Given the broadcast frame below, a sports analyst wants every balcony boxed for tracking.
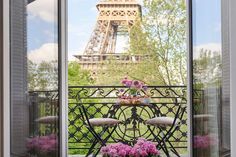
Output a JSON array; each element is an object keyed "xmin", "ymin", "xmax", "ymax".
[{"xmin": 29, "ymin": 85, "xmax": 188, "ymax": 156}]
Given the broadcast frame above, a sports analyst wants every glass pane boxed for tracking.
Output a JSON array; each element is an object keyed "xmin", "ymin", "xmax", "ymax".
[
  {"xmin": 68, "ymin": 0, "xmax": 187, "ymax": 156},
  {"xmin": 192, "ymin": 0, "xmax": 230, "ymax": 156},
  {"xmin": 10, "ymin": 0, "xmax": 59, "ymax": 157}
]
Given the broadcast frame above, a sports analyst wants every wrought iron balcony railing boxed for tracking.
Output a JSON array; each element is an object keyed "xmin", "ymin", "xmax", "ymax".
[
  {"xmin": 68, "ymin": 85, "xmax": 187, "ymax": 154},
  {"xmin": 28, "ymin": 85, "xmax": 188, "ymax": 155}
]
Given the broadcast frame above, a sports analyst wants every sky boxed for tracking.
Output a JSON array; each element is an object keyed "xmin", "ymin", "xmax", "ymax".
[
  {"xmin": 68, "ymin": 0, "xmax": 99, "ymax": 60},
  {"xmin": 27, "ymin": 0, "xmax": 222, "ymax": 63},
  {"xmin": 27, "ymin": 0, "xmax": 58, "ymax": 63},
  {"xmin": 193, "ymin": 0, "xmax": 221, "ymax": 53}
]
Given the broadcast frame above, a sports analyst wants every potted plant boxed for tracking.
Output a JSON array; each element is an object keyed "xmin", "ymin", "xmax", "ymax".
[
  {"xmin": 101, "ymin": 143, "xmax": 132, "ymax": 157},
  {"xmin": 193, "ymin": 134, "xmax": 218, "ymax": 157},
  {"xmin": 101, "ymin": 138, "xmax": 160, "ymax": 157},
  {"xmin": 26, "ymin": 134, "xmax": 58, "ymax": 157},
  {"xmin": 118, "ymin": 77, "xmax": 150, "ymax": 105}
]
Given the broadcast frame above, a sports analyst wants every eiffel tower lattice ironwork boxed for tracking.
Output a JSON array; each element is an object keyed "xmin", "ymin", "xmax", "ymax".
[
  {"xmin": 74, "ymin": 0, "xmax": 142, "ymax": 70},
  {"xmin": 84, "ymin": 0, "xmax": 141, "ymax": 55}
]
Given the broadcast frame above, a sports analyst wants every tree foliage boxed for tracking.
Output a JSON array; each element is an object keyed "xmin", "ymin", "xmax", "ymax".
[
  {"xmin": 193, "ymin": 49, "xmax": 222, "ymax": 88},
  {"xmin": 141, "ymin": 0, "xmax": 187, "ymax": 85},
  {"xmin": 95, "ymin": 0, "xmax": 187, "ymax": 86},
  {"xmin": 68, "ymin": 61, "xmax": 93, "ymax": 86},
  {"xmin": 28, "ymin": 60, "xmax": 58, "ymax": 91},
  {"xmin": 28, "ymin": 61, "xmax": 93, "ymax": 91}
]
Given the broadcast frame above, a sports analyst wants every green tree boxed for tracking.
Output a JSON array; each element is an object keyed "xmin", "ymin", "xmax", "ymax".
[
  {"xmin": 96, "ymin": 0, "xmax": 187, "ymax": 86},
  {"xmin": 68, "ymin": 61, "xmax": 93, "ymax": 86},
  {"xmin": 28, "ymin": 60, "xmax": 58, "ymax": 91},
  {"xmin": 141, "ymin": 0, "xmax": 187, "ymax": 85},
  {"xmin": 193, "ymin": 49, "xmax": 222, "ymax": 87}
]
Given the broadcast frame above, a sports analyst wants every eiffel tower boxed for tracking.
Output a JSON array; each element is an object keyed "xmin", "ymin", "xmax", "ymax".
[{"xmin": 75, "ymin": 0, "xmax": 142, "ymax": 70}]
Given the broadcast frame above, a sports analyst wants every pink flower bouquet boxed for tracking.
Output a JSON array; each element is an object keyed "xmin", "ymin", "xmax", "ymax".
[
  {"xmin": 101, "ymin": 143, "xmax": 132, "ymax": 157},
  {"xmin": 193, "ymin": 134, "xmax": 218, "ymax": 149},
  {"xmin": 26, "ymin": 134, "xmax": 58, "ymax": 157},
  {"xmin": 118, "ymin": 77, "xmax": 150, "ymax": 105},
  {"xmin": 193, "ymin": 134, "xmax": 218, "ymax": 156},
  {"xmin": 121, "ymin": 77, "xmax": 147, "ymax": 94},
  {"xmin": 101, "ymin": 138, "xmax": 160, "ymax": 157}
]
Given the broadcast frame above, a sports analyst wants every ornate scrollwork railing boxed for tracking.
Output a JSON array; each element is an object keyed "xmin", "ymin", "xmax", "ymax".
[
  {"xmin": 28, "ymin": 90, "xmax": 59, "ymax": 136},
  {"xmin": 28, "ymin": 86, "xmax": 189, "ymax": 155},
  {"xmin": 68, "ymin": 86, "xmax": 187, "ymax": 154}
]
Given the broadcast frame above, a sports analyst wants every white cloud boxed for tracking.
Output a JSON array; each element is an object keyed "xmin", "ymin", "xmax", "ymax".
[
  {"xmin": 68, "ymin": 51, "xmax": 79, "ymax": 61},
  {"xmin": 193, "ymin": 43, "xmax": 221, "ymax": 59},
  {"xmin": 43, "ymin": 30, "xmax": 56, "ymax": 41},
  {"xmin": 27, "ymin": 0, "xmax": 57, "ymax": 23},
  {"xmin": 28, "ymin": 43, "xmax": 58, "ymax": 64},
  {"xmin": 194, "ymin": 43, "xmax": 221, "ymax": 52},
  {"xmin": 137, "ymin": 0, "xmax": 144, "ymax": 5}
]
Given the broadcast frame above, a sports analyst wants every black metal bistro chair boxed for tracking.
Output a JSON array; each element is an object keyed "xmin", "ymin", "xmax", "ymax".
[
  {"xmin": 145, "ymin": 101, "xmax": 186, "ymax": 157},
  {"xmin": 79, "ymin": 104, "xmax": 121, "ymax": 157}
]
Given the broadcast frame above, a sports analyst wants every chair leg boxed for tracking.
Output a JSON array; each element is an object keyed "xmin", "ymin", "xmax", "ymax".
[
  {"xmin": 161, "ymin": 139, "xmax": 170, "ymax": 157},
  {"xmin": 92, "ymin": 126, "xmax": 118, "ymax": 157},
  {"xmin": 86, "ymin": 127, "xmax": 109, "ymax": 157},
  {"xmin": 158, "ymin": 125, "xmax": 181, "ymax": 154},
  {"xmin": 86, "ymin": 129, "xmax": 101, "ymax": 157},
  {"xmin": 159, "ymin": 130, "xmax": 171, "ymax": 157},
  {"xmin": 170, "ymin": 149, "xmax": 180, "ymax": 157},
  {"xmin": 88, "ymin": 125, "xmax": 118, "ymax": 157},
  {"xmin": 147, "ymin": 125, "xmax": 170, "ymax": 156},
  {"xmin": 86, "ymin": 138, "xmax": 98, "ymax": 157},
  {"xmin": 148, "ymin": 125, "xmax": 181, "ymax": 157},
  {"xmin": 165, "ymin": 132, "xmax": 180, "ymax": 157},
  {"xmin": 161, "ymin": 126, "xmax": 181, "ymax": 157},
  {"xmin": 89, "ymin": 126, "xmax": 108, "ymax": 146}
]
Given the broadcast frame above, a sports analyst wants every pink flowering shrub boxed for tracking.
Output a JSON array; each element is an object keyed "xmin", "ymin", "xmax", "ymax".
[
  {"xmin": 101, "ymin": 143, "xmax": 132, "ymax": 157},
  {"xmin": 130, "ymin": 138, "xmax": 160, "ymax": 157},
  {"xmin": 101, "ymin": 138, "xmax": 160, "ymax": 157},
  {"xmin": 193, "ymin": 134, "xmax": 218, "ymax": 149},
  {"xmin": 26, "ymin": 134, "xmax": 58, "ymax": 156}
]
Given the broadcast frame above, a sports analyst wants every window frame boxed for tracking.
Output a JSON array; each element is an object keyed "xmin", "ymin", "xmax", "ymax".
[
  {"xmin": 1, "ymin": 0, "xmax": 235, "ymax": 156},
  {"xmin": 229, "ymin": 0, "xmax": 236, "ymax": 156},
  {"xmin": 59, "ymin": 0, "xmax": 68, "ymax": 156},
  {"xmin": 0, "ymin": 0, "xmax": 3, "ymax": 155},
  {"xmin": 0, "ymin": 0, "xmax": 68, "ymax": 156},
  {"xmin": 1, "ymin": 0, "xmax": 10, "ymax": 156},
  {"xmin": 187, "ymin": 0, "xmax": 193, "ymax": 156},
  {"xmin": 188, "ymin": 0, "xmax": 236, "ymax": 156}
]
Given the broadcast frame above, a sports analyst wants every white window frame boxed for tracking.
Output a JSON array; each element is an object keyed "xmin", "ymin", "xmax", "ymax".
[
  {"xmin": 229, "ymin": 0, "xmax": 236, "ymax": 156},
  {"xmin": 1, "ymin": 0, "xmax": 235, "ymax": 156},
  {"xmin": 187, "ymin": 0, "xmax": 193, "ymax": 156},
  {"xmin": 188, "ymin": 0, "xmax": 235, "ymax": 156},
  {"xmin": 59, "ymin": 0, "xmax": 68, "ymax": 156},
  {"xmin": 0, "ymin": 0, "xmax": 4, "ymax": 155},
  {"xmin": 0, "ymin": 0, "xmax": 68, "ymax": 156},
  {"xmin": 2, "ymin": 0, "xmax": 10, "ymax": 156}
]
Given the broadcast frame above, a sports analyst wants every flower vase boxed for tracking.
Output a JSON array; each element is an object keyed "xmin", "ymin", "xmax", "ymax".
[
  {"xmin": 142, "ymin": 97, "xmax": 150, "ymax": 104},
  {"xmin": 129, "ymin": 88, "xmax": 138, "ymax": 96}
]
